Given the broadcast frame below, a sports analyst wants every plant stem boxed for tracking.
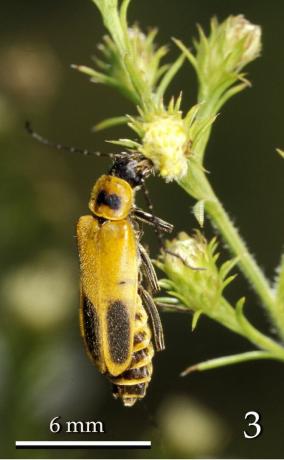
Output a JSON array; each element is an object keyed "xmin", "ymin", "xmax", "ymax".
[
  {"xmin": 208, "ymin": 298, "xmax": 244, "ymax": 335},
  {"xmin": 205, "ymin": 190, "xmax": 280, "ymax": 331},
  {"xmin": 180, "ymin": 171, "xmax": 283, "ymax": 338},
  {"xmin": 206, "ymin": 298, "xmax": 284, "ymax": 360},
  {"xmin": 236, "ymin": 301, "xmax": 284, "ymax": 356}
]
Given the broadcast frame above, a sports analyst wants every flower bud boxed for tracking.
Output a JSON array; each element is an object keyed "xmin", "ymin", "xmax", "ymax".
[
  {"xmin": 127, "ymin": 26, "xmax": 167, "ymax": 88},
  {"xmin": 158, "ymin": 232, "xmax": 221, "ymax": 312},
  {"xmin": 75, "ymin": 24, "xmax": 168, "ymax": 101},
  {"xmin": 157, "ymin": 232, "xmax": 237, "ymax": 323},
  {"xmin": 184, "ymin": 14, "xmax": 262, "ymax": 97},
  {"xmin": 225, "ymin": 15, "xmax": 262, "ymax": 69},
  {"xmin": 141, "ymin": 114, "xmax": 189, "ymax": 181}
]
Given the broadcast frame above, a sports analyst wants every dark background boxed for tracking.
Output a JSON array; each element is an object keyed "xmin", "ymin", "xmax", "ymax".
[{"xmin": 0, "ymin": 0, "xmax": 284, "ymax": 458}]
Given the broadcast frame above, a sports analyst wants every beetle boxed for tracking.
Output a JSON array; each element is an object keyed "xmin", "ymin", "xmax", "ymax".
[
  {"xmin": 77, "ymin": 158, "xmax": 173, "ymax": 406},
  {"xmin": 25, "ymin": 123, "xmax": 173, "ymax": 406}
]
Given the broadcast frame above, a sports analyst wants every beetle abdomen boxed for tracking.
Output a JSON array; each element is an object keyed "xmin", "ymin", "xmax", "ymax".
[{"xmin": 110, "ymin": 297, "xmax": 154, "ymax": 407}]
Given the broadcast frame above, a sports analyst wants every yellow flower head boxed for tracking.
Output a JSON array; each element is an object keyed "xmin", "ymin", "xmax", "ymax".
[{"xmin": 141, "ymin": 113, "xmax": 189, "ymax": 182}]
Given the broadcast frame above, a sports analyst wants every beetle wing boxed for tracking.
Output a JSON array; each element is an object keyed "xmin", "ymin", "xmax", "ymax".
[
  {"xmin": 98, "ymin": 220, "xmax": 138, "ymax": 376},
  {"xmin": 77, "ymin": 216, "xmax": 105, "ymax": 372},
  {"xmin": 77, "ymin": 215, "xmax": 138, "ymax": 377},
  {"xmin": 79, "ymin": 284, "xmax": 106, "ymax": 373}
]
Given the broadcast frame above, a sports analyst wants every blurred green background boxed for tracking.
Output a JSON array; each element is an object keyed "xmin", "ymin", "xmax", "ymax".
[{"xmin": 1, "ymin": 0, "xmax": 284, "ymax": 458}]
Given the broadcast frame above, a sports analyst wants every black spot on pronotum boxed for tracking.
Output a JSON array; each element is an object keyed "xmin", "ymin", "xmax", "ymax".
[
  {"xmin": 107, "ymin": 300, "xmax": 130, "ymax": 363},
  {"xmin": 82, "ymin": 294, "xmax": 100, "ymax": 361},
  {"xmin": 96, "ymin": 190, "xmax": 121, "ymax": 210}
]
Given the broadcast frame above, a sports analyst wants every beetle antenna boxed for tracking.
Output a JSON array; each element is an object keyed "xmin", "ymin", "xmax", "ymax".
[{"xmin": 25, "ymin": 121, "xmax": 115, "ymax": 158}]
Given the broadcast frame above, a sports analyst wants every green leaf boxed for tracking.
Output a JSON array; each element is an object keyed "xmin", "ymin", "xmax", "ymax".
[
  {"xmin": 173, "ymin": 38, "xmax": 199, "ymax": 74},
  {"xmin": 222, "ymin": 274, "xmax": 237, "ymax": 289},
  {"xmin": 156, "ymin": 53, "xmax": 185, "ymax": 100},
  {"xmin": 219, "ymin": 257, "xmax": 239, "ymax": 279},
  {"xmin": 71, "ymin": 64, "xmax": 105, "ymax": 79},
  {"xmin": 107, "ymin": 138, "xmax": 140, "ymax": 149},
  {"xmin": 191, "ymin": 114, "xmax": 217, "ymax": 147},
  {"xmin": 93, "ymin": 116, "xmax": 129, "ymax": 132},
  {"xmin": 276, "ymin": 148, "xmax": 284, "ymax": 159},
  {"xmin": 236, "ymin": 298, "xmax": 284, "ymax": 356},
  {"xmin": 91, "ymin": 0, "xmax": 125, "ymax": 54},
  {"xmin": 275, "ymin": 254, "xmax": 284, "ymax": 312},
  {"xmin": 180, "ymin": 350, "xmax": 275, "ymax": 376},
  {"xmin": 192, "ymin": 200, "xmax": 205, "ymax": 227},
  {"xmin": 71, "ymin": 64, "xmax": 121, "ymax": 89},
  {"xmin": 154, "ymin": 296, "xmax": 180, "ymax": 304},
  {"xmin": 184, "ymin": 103, "xmax": 202, "ymax": 130},
  {"xmin": 157, "ymin": 279, "xmax": 175, "ymax": 290},
  {"xmin": 216, "ymin": 81, "xmax": 249, "ymax": 112},
  {"xmin": 192, "ymin": 310, "xmax": 202, "ymax": 331},
  {"xmin": 119, "ymin": 0, "xmax": 131, "ymax": 42}
]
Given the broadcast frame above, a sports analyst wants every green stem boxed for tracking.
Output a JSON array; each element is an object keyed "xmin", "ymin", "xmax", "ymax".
[
  {"xmin": 186, "ymin": 83, "xmax": 281, "ymax": 334},
  {"xmin": 236, "ymin": 299, "xmax": 284, "ymax": 356},
  {"xmin": 205, "ymin": 193, "xmax": 279, "ymax": 330},
  {"xmin": 180, "ymin": 171, "xmax": 283, "ymax": 338},
  {"xmin": 208, "ymin": 298, "xmax": 244, "ymax": 336},
  {"xmin": 205, "ymin": 298, "xmax": 284, "ymax": 361},
  {"xmin": 181, "ymin": 350, "xmax": 280, "ymax": 375}
]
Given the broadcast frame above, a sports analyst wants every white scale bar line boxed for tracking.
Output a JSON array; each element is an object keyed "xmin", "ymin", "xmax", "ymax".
[{"xmin": 16, "ymin": 440, "xmax": 151, "ymax": 448}]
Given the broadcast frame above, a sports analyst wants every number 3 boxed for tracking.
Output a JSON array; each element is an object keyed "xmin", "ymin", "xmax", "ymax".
[{"xmin": 244, "ymin": 411, "xmax": 262, "ymax": 439}]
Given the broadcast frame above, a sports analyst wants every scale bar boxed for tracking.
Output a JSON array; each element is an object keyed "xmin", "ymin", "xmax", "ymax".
[{"xmin": 15, "ymin": 440, "xmax": 151, "ymax": 449}]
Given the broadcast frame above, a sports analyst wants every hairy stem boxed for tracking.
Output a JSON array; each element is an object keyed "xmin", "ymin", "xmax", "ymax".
[
  {"xmin": 206, "ymin": 195, "xmax": 276, "ymax": 316},
  {"xmin": 180, "ymin": 171, "xmax": 283, "ymax": 339}
]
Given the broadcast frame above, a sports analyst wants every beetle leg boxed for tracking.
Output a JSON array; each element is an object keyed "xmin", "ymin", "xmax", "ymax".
[
  {"xmin": 138, "ymin": 243, "xmax": 159, "ymax": 294},
  {"xmin": 139, "ymin": 286, "xmax": 165, "ymax": 352},
  {"xmin": 163, "ymin": 249, "xmax": 206, "ymax": 271},
  {"xmin": 133, "ymin": 207, "xmax": 173, "ymax": 233}
]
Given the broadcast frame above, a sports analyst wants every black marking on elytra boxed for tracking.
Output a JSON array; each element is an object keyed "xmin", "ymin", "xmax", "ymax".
[
  {"xmin": 96, "ymin": 190, "xmax": 121, "ymax": 210},
  {"xmin": 135, "ymin": 312, "xmax": 142, "ymax": 321},
  {"xmin": 107, "ymin": 300, "xmax": 130, "ymax": 364},
  {"xmin": 119, "ymin": 280, "xmax": 126, "ymax": 285},
  {"xmin": 82, "ymin": 294, "xmax": 100, "ymax": 361}
]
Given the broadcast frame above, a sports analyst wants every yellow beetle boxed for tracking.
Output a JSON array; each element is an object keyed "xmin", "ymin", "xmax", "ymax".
[
  {"xmin": 77, "ymin": 155, "xmax": 172, "ymax": 407},
  {"xmin": 25, "ymin": 123, "xmax": 173, "ymax": 407}
]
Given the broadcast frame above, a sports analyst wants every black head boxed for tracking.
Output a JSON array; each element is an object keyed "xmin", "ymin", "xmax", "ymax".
[{"xmin": 109, "ymin": 153, "xmax": 153, "ymax": 188}]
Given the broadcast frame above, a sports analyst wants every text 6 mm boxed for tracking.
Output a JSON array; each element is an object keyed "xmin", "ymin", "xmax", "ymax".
[{"xmin": 50, "ymin": 416, "xmax": 105, "ymax": 434}]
